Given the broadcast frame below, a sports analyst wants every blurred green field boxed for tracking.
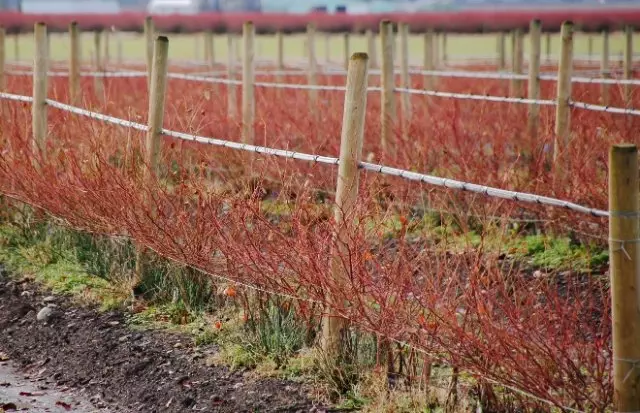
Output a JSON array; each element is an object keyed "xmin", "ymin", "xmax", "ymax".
[{"xmin": 8, "ymin": 30, "xmax": 639, "ymax": 66}]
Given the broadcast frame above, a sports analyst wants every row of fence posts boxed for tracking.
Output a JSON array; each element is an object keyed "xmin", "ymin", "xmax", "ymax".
[{"xmin": 2, "ymin": 20, "xmax": 640, "ymax": 411}]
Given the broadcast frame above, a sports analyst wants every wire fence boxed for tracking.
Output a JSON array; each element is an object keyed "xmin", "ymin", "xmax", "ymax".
[
  {"xmin": 5, "ymin": 64, "xmax": 639, "ymax": 115},
  {"xmin": 0, "ymin": 91, "xmax": 610, "ymax": 218}
]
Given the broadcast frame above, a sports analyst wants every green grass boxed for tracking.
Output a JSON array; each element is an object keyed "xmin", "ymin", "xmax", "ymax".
[{"xmin": 8, "ymin": 30, "xmax": 638, "ymax": 64}]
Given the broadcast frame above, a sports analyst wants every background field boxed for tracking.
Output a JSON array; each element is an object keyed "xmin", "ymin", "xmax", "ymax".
[{"xmin": 8, "ymin": 30, "xmax": 640, "ymax": 63}]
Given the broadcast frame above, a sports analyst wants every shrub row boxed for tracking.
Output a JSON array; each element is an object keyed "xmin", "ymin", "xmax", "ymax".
[{"xmin": 0, "ymin": 8, "xmax": 638, "ymax": 35}]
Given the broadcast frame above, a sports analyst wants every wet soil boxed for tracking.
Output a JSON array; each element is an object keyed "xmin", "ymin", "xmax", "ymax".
[{"xmin": 0, "ymin": 271, "xmax": 328, "ymax": 413}]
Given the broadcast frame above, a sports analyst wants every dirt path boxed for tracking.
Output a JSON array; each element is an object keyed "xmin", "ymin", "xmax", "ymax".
[{"xmin": 0, "ymin": 273, "xmax": 327, "ymax": 413}]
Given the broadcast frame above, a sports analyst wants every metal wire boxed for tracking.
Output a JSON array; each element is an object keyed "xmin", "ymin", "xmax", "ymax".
[
  {"xmin": 570, "ymin": 101, "xmax": 640, "ymax": 117},
  {"xmin": 0, "ymin": 92, "xmax": 613, "ymax": 218},
  {"xmin": 394, "ymin": 87, "xmax": 557, "ymax": 105}
]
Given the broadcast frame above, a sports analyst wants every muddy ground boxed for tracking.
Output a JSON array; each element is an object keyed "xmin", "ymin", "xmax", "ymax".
[{"xmin": 0, "ymin": 270, "xmax": 329, "ymax": 413}]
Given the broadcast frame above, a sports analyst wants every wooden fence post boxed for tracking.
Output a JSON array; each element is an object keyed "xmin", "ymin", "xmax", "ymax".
[
  {"xmin": 322, "ymin": 51, "xmax": 369, "ymax": 359},
  {"xmin": 32, "ymin": 22, "xmax": 48, "ymax": 155},
  {"xmin": 344, "ymin": 33, "xmax": 350, "ymax": 70},
  {"xmin": 69, "ymin": 22, "xmax": 80, "ymax": 105},
  {"xmin": 227, "ymin": 34, "xmax": 237, "ymax": 120},
  {"xmin": 441, "ymin": 32, "xmax": 447, "ymax": 65},
  {"xmin": 144, "ymin": 36, "xmax": 169, "ymax": 182},
  {"xmin": 587, "ymin": 33, "xmax": 593, "ymax": 61},
  {"xmin": 204, "ymin": 30, "xmax": 215, "ymax": 69},
  {"xmin": 242, "ymin": 21, "xmax": 255, "ymax": 144},
  {"xmin": 93, "ymin": 30, "xmax": 104, "ymax": 101},
  {"xmin": 144, "ymin": 17, "xmax": 154, "ymax": 88},
  {"xmin": 380, "ymin": 20, "xmax": 395, "ymax": 157},
  {"xmin": 424, "ymin": 29, "xmax": 435, "ymax": 90},
  {"xmin": 104, "ymin": 30, "xmax": 110, "ymax": 66},
  {"xmin": 0, "ymin": 27, "xmax": 5, "ymax": 92},
  {"xmin": 366, "ymin": 29, "xmax": 377, "ymax": 69},
  {"xmin": 545, "ymin": 32, "xmax": 551, "ymax": 63},
  {"xmin": 497, "ymin": 32, "xmax": 506, "ymax": 70},
  {"xmin": 399, "ymin": 22, "xmax": 411, "ymax": 141},
  {"xmin": 609, "ymin": 143, "xmax": 640, "ymax": 413},
  {"xmin": 623, "ymin": 25, "xmax": 633, "ymax": 108},
  {"xmin": 116, "ymin": 31, "xmax": 123, "ymax": 66},
  {"xmin": 13, "ymin": 32, "xmax": 19, "ymax": 62},
  {"xmin": 527, "ymin": 19, "xmax": 542, "ymax": 139},
  {"xmin": 307, "ymin": 23, "xmax": 318, "ymax": 107},
  {"xmin": 510, "ymin": 28, "xmax": 524, "ymax": 98},
  {"xmin": 553, "ymin": 21, "xmax": 573, "ymax": 179},
  {"xmin": 601, "ymin": 29, "xmax": 610, "ymax": 106}
]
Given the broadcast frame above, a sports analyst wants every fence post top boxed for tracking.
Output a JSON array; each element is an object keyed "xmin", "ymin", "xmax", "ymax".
[
  {"xmin": 612, "ymin": 143, "xmax": 637, "ymax": 153},
  {"xmin": 350, "ymin": 52, "xmax": 368, "ymax": 62}
]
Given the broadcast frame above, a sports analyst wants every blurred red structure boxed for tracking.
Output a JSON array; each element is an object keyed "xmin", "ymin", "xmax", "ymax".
[{"xmin": 0, "ymin": 8, "xmax": 638, "ymax": 34}]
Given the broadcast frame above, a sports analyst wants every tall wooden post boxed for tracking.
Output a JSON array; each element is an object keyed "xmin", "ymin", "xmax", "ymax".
[
  {"xmin": 366, "ymin": 29, "xmax": 377, "ymax": 69},
  {"xmin": 344, "ymin": 33, "xmax": 350, "ymax": 70},
  {"xmin": 399, "ymin": 22, "xmax": 411, "ymax": 141},
  {"xmin": 545, "ymin": 32, "xmax": 551, "ymax": 62},
  {"xmin": 0, "ymin": 27, "xmax": 5, "ymax": 92},
  {"xmin": 553, "ymin": 21, "xmax": 573, "ymax": 179},
  {"xmin": 380, "ymin": 20, "xmax": 395, "ymax": 157},
  {"xmin": 441, "ymin": 32, "xmax": 447, "ymax": 64},
  {"xmin": 93, "ymin": 30, "xmax": 104, "ymax": 100},
  {"xmin": 424, "ymin": 29, "xmax": 435, "ymax": 90},
  {"xmin": 32, "ymin": 22, "xmax": 48, "ymax": 155},
  {"xmin": 510, "ymin": 28, "xmax": 524, "ymax": 98},
  {"xmin": 13, "ymin": 32, "xmax": 19, "ymax": 62},
  {"xmin": 144, "ymin": 17, "xmax": 154, "ymax": 89},
  {"xmin": 527, "ymin": 19, "xmax": 542, "ymax": 139},
  {"xmin": 242, "ymin": 21, "xmax": 255, "ymax": 144},
  {"xmin": 497, "ymin": 32, "xmax": 506, "ymax": 70},
  {"xmin": 204, "ymin": 30, "xmax": 215, "ymax": 69},
  {"xmin": 609, "ymin": 143, "xmax": 640, "ymax": 413},
  {"xmin": 227, "ymin": 34, "xmax": 237, "ymax": 120},
  {"xmin": 322, "ymin": 52, "xmax": 369, "ymax": 359},
  {"xmin": 69, "ymin": 22, "xmax": 80, "ymax": 105},
  {"xmin": 145, "ymin": 36, "xmax": 169, "ymax": 181},
  {"xmin": 623, "ymin": 25, "xmax": 633, "ymax": 107},
  {"xmin": 307, "ymin": 23, "xmax": 318, "ymax": 107},
  {"xmin": 587, "ymin": 33, "xmax": 593, "ymax": 60},
  {"xmin": 601, "ymin": 29, "xmax": 610, "ymax": 106}
]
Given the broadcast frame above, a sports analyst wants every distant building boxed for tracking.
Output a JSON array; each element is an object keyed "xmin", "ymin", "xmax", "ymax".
[{"xmin": 19, "ymin": 0, "xmax": 121, "ymax": 13}]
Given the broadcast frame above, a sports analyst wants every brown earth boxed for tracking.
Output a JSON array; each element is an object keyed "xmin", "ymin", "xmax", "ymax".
[{"xmin": 0, "ymin": 268, "xmax": 330, "ymax": 413}]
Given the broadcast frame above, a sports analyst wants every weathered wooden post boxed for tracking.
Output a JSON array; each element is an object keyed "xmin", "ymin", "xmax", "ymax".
[
  {"xmin": 69, "ymin": 22, "xmax": 80, "ymax": 105},
  {"xmin": 227, "ymin": 34, "xmax": 237, "ymax": 120},
  {"xmin": 527, "ymin": 19, "xmax": 542, "ymax": 139},
  {"xmin": 0, "ymin": 27, "xmax": 5, "ymax": 92},
  {"xmin": 399, "ymin": 22, "xmax": 411, "ymax": 141},
  {"xmin": 144, "ymin": 17, "xmax": 154, "ymax": 89},
  {"xmin": 144, "ymin": 36, "xmax": 169, "ymax": 182},
  {"xmin": 497, "ymin": 32, "xmax": 506, "ymax": 70},
  {"xmin": 32, "ymin": 22, "xmax": 48, "ymax": 155},
  {"xmin": 609, "ymin": 143, "xmax": 640, "ymax": 413},
  {"xmin": 344, "ymin": 33, "xmax": 350, "ymax": 70},
  {"xmin": 380, "ymin": 20, "xmax": 395, "ymax": 157},
  {"xmin": 510, "ymin": 28, "xmax": 524, "ymax": 98},
  {"xmin": 553, "ymin": 21, "xmax": 573, "ymax": 180},
  {"xmin": 93, "ymin": 30, "xmax": 104, "ymax": 101},
  {"xmin": 601, "ymin": 29, "xmax": 610, "ymax": 106},
  {"xmin": 424, "ymin": 29, "xmax": 435, "ymax": 91},
  {"xmin": 366, "ymin": 29, "xmax": 377, "ymax": 69},
  {"xmin": 307, "ymin": 23, "xmax": 318, "ymax": 107},
  {"xmin": 623, "ymin": 25, "xmax": 633, "ymax": 108},
  {"xmin": 242, "ymin": 21, "xmax": 255, "ymax": 144},
  {"xmin": 322, "ymin": 52, "xmax": 369, "ymax": 360}
]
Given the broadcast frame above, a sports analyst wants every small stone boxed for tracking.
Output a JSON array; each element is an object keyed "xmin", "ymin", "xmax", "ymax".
[
  {"xmin": 37, "ymin": 307, "xmax": 54, "ymax": 322},
  {"xmin": 191, "ymin": 352, "xmax": 203, "ymax": 360},
  {"xmin": 119, "ymin": 335, "xmax": 130, "ymax": 343},
  {"xmin": 173, "ymin": 342, "xmax": 183, "ymax": 349},
  {"xmin": 43, "ymin": 296, "xmax": 56, "ymax": 303},
  {"xmin": 233, "ymin": 382, "xmax": 244, "ymax": 389},
  {"xmin": 46, "ymin": 303, "xmax": 58, "ymax": 309},
  {"xmin": 533, "ymin": 270, "xmax": 545, "ymax": 278},
  {"xmin": 21, "ymin": 290, "xmax": 33, "ymax": 297},
  {"xmin": 108, "ymin": 321, "xmax": 120, "ymax": 326}
]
